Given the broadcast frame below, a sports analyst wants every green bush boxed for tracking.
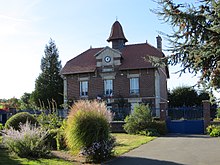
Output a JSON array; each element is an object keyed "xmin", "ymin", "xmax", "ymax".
[
  {"xmin": 216, "ymin": 108, "xmax": 220, "ymax": 118},
  {"xmin": 206, "ymin": 125, "xmax": 215, "ymax": 134},
  {"xmin": 56, "ymin": 129, "xmax": 66, "ymax": 150},
  {"xmin": 43, "ymin": 119, "xmax": 67, "ymax": 151},
  {"xmin": 148, "ymin": 121, "xmax": 167, "ymax": 135},
  {"xmin": 45, "ymin": 129, "xmax": 58, "ymax": 150},
  {"xmin": 65, "ymin": 100, "xmax": 114, "ymax": 162},
  {"xmin": 207, "ymin": 125, "xmax": 220, "ymax": 137},
  {"xmin": 0, "ymin": 123, "xmax": 3, "ymax": 131},
  {"xmin": 37, "ymin": 112, "xmax": 62, "ymax": 130},
  {"xmin": 5, "ymin": 112, "xmax": 38, "ymax": 130},
  {"xmin": 139, "ymin": 128, "xmax": 159, "ymax": 136},
  {"xmin": 124, "ymin": 104, "xmax": 152, "ymax": 134},
  {"xmin": 2, "ymin": 121, "xmax": 50, "ymax": 158}
]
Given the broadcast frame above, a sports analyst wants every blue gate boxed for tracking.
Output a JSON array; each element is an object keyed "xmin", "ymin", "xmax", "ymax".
[{"xmin": 166, "ymin": 107, "xmax": 204, "ymax": 134}]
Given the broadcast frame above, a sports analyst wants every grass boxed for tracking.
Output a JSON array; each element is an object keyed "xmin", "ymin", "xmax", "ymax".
[
  {"xmin": 0, "ymin": 149, "xmax": 75, "ymax": 165},
  {"xmin": 0, "ymin": 133, "xmax": 156, "ymax": 164},
  {"xmin": 112, "ymin": 133, "xmax": 156, "ymax": 156}
]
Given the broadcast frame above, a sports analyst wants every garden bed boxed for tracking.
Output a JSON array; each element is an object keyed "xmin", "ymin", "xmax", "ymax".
[{"xmin": 0, "ymin": 133, "xmax": 155, "ymax": 164}]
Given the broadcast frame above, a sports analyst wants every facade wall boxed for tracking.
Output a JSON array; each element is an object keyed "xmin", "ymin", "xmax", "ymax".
[
  {"xmin": 159, "ymin": 67, "xmax": 168, "ymax": 102},
  {"xmin": 65, "ymin": 68, "xmax": 156, "ymax": 103}
]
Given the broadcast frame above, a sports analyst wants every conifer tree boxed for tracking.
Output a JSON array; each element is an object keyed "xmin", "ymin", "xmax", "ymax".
[
  {"xmin": 153, "ymin": 0, "xmax": 220, "ymax": 90},
  {"xmin": 32, "ymin": 39, "xmax": 63, "ymax": 109}
]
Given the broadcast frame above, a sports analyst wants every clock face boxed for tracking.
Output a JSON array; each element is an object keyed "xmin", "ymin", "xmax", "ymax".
[{"xmin": 104, "ymin": 56, "xmax": 111, "ymax": 63}]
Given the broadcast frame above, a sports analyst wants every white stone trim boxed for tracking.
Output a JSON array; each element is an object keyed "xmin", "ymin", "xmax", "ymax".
[
  {"xmin": 127, "ymin": 74, "xmax": 140, "ymax": 78},
  {"xmin": 78, "ymin": 77, "xmax": 90, "ymax": 81}
]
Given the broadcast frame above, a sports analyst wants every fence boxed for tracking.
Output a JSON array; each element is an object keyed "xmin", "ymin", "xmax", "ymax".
[{"xmin": 168, "ymin": 106, "xmax": 203, "ymax": 120}]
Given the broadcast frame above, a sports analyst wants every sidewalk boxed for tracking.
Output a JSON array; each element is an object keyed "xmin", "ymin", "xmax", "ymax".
[{"xmin": 104, "ymin": 134, "xmax": 220, "ymax": 165}]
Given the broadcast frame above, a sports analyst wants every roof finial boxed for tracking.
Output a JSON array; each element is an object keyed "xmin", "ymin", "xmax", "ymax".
[{"xmin": 116, "ymin": 16, "xmax": 118, "ymax": 21}]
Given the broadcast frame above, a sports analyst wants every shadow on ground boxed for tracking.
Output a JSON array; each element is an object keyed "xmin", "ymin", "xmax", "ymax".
[
  {"xmin": 0, "ymin": 148, "xmax": 22, "ymax": 165},
  {"xmin": 103, "ymin": 156, "xmax": 184, "ymax": 165}
]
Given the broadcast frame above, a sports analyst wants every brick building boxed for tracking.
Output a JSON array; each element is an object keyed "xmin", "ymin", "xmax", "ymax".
[{"xmin": 60, "ymin": 21, "xmax": 169, "ymax": 117}]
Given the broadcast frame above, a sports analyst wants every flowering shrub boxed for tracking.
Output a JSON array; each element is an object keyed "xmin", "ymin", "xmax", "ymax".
[
  {"xmin": 2, "ymin": 121, "xmax": 50, "ymax": 158},
  {"xmin": 80, "ymin": 136, "xmax": 116, "ymax": 161}
]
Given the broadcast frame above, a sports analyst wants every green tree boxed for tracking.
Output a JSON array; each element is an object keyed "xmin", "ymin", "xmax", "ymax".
[
  {"xmin": 32, "ymin": 39, "xmax": 63, "ymax": 109},
  {"xmin": 19, "ymin": 92, "xmax": 35, "ymax": 110},
  {"xmin": 168, "ymin": 86, "xmax": 210, "ymax": 107},
  {"xmin": 153, "ymin": 0, "xmax": 220, "ymax": 90}
]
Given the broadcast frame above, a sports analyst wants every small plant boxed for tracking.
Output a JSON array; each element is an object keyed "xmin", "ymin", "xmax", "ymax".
[
  {"xmin": 207, "ymin": 125, "xmax": 220, "ymax": 137},
  {"xmin": 124, "ymin": 104, "xmax": 152, "ymax": 134},
  {"xmin": 37, "ymin": 112, "xmax": 62, "ymax": 130},
  {"xmin": 216, "ymin": 108, "xmax": 220, "ymax": 119},
  {"xmin": 139, "ymin": 129, "xmax": 159, "ymax": 136},
  {"xmin": 0, "ymin": 123, "xmax": 3, "ymax": 131},
  {"xmin": 65, "ymin": 100, "xmax": 114, "ymax": 161},
  {"xmin": 80, "ymin": 136, "xmax": 116, "ymax": 161},
  {"xmin": 148, "ymin": 121, "xmax": 167, "ymax": 135},
  {"xmin": 5, "ymin": 112, "xmax": 38, "ymax": 130},
  {"xmin": 2, "ymin": 121, "xmax": 50, "ymax": 158}
]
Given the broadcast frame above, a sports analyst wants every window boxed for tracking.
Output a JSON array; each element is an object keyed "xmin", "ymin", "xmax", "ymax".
[
  {"xmin": 104, "ymin": 79, "xmax": 113, "ymax": 96},
  {"xmin": 80, "ymin": 81, "xmax": 88, "ymax": 96},
  {"xmin": 130, "ymin": 77, "xmax": 139, "ymax": 94}
]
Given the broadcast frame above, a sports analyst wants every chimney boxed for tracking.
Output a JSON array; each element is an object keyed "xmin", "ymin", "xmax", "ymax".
[{"xmin": 156, "ymin": 35, "xmax": 162, "ymax": 50}]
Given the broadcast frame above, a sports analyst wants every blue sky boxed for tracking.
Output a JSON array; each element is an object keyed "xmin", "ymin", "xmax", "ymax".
[{"xmin": 0, "ymin": 0, "xmax": 200, "ymax": 99}]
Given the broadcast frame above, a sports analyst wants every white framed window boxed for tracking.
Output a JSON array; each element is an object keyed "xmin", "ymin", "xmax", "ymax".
[
  {"xmin": 80, "ymin": 81, "xmax": 88, "ymax": 96},
  {"xmin": 130, "ymin": 77, "xmax": 139, "ymax": 94},
  {"xmin": 104, "ymin": 79, "xmax": 113, "ymax": 96}
]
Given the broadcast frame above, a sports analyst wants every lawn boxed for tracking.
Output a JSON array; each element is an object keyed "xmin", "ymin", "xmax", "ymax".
[
  {"xmin": 0, "ymin": 133, "xmax": 156, "ymax": 164},
  {"xmin": 112, "ymin": 133, "xmax": 156, "ymax": 156}
]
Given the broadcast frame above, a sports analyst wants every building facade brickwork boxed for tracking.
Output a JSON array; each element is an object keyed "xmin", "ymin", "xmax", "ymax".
[{"xmin": 61, "ymin": 21, "xmax": 169, "ymax": 117}]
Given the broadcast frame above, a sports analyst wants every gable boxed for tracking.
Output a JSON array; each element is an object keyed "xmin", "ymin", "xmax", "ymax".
[{"xmin": 95, "ymin": 46, "xmax": 122, "ymax": 67}]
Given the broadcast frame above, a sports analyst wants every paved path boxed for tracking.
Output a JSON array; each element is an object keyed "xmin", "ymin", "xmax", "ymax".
[{"xmin": 104, "ymin": 134, "xmax": 220, "ymax": 165}]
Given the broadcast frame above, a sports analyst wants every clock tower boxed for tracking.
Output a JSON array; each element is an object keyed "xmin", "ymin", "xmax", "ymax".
[{"xmin": 107, "ymin": 21, "xmax": 128, "ymax": 50}]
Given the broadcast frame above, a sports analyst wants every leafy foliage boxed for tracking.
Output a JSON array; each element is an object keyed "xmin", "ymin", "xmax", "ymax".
[
  {"xmin": 19, "ymin": 92, "xmax": 36, "ymax": 110},
  {"xmin": 80, "ymin": 136, "xmax": 115, "ymax": 162},
  {"xmin": 168, "ymin": 86, "xmax": 210, "ymax": 107},
  {"xmin": 152, "ymin": 0, "xmax": 220, "ymax": 90},
  {"xmin": 216, "ymin": 107, "xmax": 220, "ymax": 119},
  {"xmin": 5, "ymin": 112, "xmax": 38, "ymax": 130},
  {"xmin": 37, "ymin": 112, "xmax": 62, "ymax": 130},
  {"xmin": 124, "ymin": 104, "xmax": 152, "ymax": 134},
  {"xmin": 2, "ymin": 121, "xmax": 50, "ymax": 158},
  {"xmin": 65, "ymin": 100, "xmax": 114, "ymax": 161},
  {"xmin": 147, "ymin": 121, "xmax": 167, "ymax": 135},
  {"xmin": 124, "ymin": 104, "xmax": 167, "ymax": 136},
  {"xmin": 0, "ymin": 123, "xmax": 3, "ymax": 131},
  {"xmin": 32, "ymin": 38, "xmax": 63, "ymax": 109},
  {"xmin": 36, "ymin": 112, "xmax": 66, "ymax": 150},
  {"xmin": 206, "ymin": 125, "xmax": 220, "ymax": 137}
]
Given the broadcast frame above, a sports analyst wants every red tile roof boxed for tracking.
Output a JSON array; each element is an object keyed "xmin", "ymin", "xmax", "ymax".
[
  {"xmin": 60, "ymin": 48, "xmax": 102, "ymax": 75},
  {"xmin": 119, "ymin": 43, "xmax": 163, "ymax": 70},
  {"xmin": 60, "ymin": 43, "xmax": 166, "ymax": 76}
]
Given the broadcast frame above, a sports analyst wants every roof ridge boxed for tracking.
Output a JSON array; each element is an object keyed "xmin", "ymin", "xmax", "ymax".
[{"xmin": 125, "ymin": 42, "xmax": 162, "ymax": 52}]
